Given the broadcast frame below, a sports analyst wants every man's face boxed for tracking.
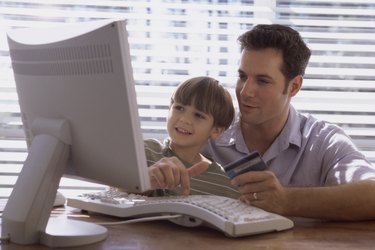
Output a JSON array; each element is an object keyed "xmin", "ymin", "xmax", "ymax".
[{"xmin": 236, "ymin": 48, "xmax": 294, "ymax": 129}]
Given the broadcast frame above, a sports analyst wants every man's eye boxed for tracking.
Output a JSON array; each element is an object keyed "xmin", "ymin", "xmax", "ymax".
[
  {"xmin": 238, "ymin": 74, "xmax": 247, "ymax": 81},
  {"xmin": 257, "ymin": 78, "xmax": 270, "ymax": 84}
]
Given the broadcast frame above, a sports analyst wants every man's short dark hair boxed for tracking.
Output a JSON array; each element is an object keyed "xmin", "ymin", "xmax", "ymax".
[{"xmin": 238, "ymin": 24, "xmax": 311, "ymax": 82}]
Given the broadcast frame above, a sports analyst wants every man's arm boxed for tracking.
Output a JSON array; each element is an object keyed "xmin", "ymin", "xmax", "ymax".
[
  {"xmin": 232, "ymin": 171, "xmax": 375, "ymax": 221},
  {"xmin": 283, "ymin": 180, "xmax": 375, "ymax": 221}
]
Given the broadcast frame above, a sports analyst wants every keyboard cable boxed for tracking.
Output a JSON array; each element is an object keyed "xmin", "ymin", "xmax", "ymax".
[{"xmin": 96, "ymin": 214, "xmax": 183, "ymax": 226}]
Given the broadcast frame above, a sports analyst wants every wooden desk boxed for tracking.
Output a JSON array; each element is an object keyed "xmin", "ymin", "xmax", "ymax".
[{"xmin": 2, "ymin": 206, "xmax": 375, "ymax": 250}]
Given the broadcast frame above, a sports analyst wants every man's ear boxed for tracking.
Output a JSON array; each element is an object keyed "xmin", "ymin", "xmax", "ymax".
[
  {"xmin": 210, "ymin": 126, "xmax": 225, "ymax": 139},
  {"xmin": 288, "ymin": 75, "xmax": 303, "ymax": 97}
]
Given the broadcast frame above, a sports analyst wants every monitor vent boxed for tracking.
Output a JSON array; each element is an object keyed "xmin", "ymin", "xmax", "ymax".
[{"xmin": 10, "ymin": 44, "xmax": 114, "ymax": 76}]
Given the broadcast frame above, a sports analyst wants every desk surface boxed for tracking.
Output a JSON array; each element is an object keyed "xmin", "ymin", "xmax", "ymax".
[{"xmin": 2, "ymin": 206, "xmax": 375, "ymax": 250}]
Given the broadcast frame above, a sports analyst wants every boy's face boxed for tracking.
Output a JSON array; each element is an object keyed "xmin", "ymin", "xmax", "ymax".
[{"xmin": 167, "ymin": 102, "xmax": 222, "ymax": 150}]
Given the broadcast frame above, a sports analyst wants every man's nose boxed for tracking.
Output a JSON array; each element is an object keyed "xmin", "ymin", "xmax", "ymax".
[{"xmin": 240, "ymin": 79, "xmax": 256, "ymax": 97}]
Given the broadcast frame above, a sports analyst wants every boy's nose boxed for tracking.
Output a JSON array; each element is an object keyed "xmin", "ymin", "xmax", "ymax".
[{"xmin": 179, "ymin": 114, "xmax": 192, "ymax": 124}]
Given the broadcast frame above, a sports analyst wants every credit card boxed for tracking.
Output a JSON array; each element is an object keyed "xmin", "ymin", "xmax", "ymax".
[{"xmin": 224, "ymin": 151, "xmax": 267, "ymax": 179}]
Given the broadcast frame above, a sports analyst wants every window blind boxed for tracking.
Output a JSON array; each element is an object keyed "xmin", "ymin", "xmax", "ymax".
[{"xmin": 0, "ymin": 0, "xmax": 374, "ymax": 201}]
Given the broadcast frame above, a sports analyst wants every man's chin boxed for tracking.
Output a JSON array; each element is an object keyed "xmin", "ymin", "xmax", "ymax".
[{"xmin": 239, "ymin": 113, "xmax": 262, "ymax": 126}]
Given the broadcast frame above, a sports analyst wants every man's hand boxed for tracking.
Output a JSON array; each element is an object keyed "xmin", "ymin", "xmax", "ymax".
[
  {"xmin": 231, "ymin": 170, "xmax": 289, "ymax": 214},
  {"xmin": 148, "ymin": 157, "xmax": 209, "ymax": 195},
  {"xmin": 232, "ymin": 171, "xmax": 375, "ymax": 220}
]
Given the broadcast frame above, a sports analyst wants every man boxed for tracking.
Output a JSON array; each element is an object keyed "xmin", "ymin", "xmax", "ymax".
[{"xmin": 203, "ymin": 24, "xmax": 375, "ymax": 221}]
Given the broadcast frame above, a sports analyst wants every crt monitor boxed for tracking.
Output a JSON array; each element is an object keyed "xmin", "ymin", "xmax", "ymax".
[{"xmin": 2, "ymin": 19, "xmax": 150, "ymax": 247}]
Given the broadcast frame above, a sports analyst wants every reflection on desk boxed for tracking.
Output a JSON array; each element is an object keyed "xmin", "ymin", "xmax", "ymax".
[{"xmin": 2, "ymin": 206, "xmax": 375, "ymax": 250}]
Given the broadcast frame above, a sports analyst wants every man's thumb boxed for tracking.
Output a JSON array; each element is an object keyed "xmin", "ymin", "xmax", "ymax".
[{"xmin": 188, "ymin": 161, "xmax": 209, "ymax": 177}]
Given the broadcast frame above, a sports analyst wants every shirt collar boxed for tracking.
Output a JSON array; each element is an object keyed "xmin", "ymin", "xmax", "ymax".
[
  {"xmin": 214, "ymin": 105, "xmax": 303, "ymax": 154},
  {"xmin": 280, "ymin": 105, "xmax": 302, "ymax": 149}
]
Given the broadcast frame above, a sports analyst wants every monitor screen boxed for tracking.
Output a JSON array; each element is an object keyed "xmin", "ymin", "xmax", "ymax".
[{"xmin": 2, "ymin": 19, "xmax": 150, "ymax": 247}]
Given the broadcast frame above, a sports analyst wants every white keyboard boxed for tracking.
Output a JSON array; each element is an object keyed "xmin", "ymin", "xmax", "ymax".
[{"xmin": 67, "ymin": 190, "xmax": 293, "ymax": 237}]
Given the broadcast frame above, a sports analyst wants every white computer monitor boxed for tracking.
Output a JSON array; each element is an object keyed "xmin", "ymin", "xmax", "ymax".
[{"xmin": 2, "ymin": 19, "xmax": 150, "ymax": 247}]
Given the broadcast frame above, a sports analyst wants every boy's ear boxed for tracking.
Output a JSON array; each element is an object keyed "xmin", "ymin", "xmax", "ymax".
[{"xmin": 210, "ymin": 126, "xmax": 225, "ymax": 139}]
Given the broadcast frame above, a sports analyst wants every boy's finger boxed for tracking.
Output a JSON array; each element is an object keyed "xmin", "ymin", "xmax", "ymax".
[
  {"xmin": 188, "ymin": 161, "xmax": 209, "ymax": 177},
  {"xmin": 180, "ymin": 170, "xmax": 190, "ymax": 195}
]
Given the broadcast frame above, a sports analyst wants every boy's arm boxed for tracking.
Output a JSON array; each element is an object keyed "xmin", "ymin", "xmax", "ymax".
[{"xmin": 148, "ymin": 157, "xmax": 209, "ymax": 195}]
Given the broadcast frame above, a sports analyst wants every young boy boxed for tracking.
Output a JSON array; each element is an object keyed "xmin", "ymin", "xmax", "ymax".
[{"xmin": 145, "ymin": 76, "xmax": 240, "ymax": 199}]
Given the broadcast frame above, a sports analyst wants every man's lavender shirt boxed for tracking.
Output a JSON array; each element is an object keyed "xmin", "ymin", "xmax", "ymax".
[{"xmin": 203, "ymin": 105, "xmax": 375, "ymax": 187}]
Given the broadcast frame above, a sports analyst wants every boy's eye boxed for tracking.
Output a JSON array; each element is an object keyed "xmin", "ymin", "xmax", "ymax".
[
  {"xmin": 195, "ymin": 112, "xmax": 207, "ymax": 119},
  {"xmin": 174, "ymin": 104, "xmax": 184, "ymax": 111}
]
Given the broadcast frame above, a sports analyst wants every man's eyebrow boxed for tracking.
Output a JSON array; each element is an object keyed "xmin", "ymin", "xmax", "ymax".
[
  {"xmin": 237, "ymin": 69, "xmax": 273, "ymax": 80},
  {"xmin": 257, "ymin": 74, "xmax": 273, "ymax": 80}
]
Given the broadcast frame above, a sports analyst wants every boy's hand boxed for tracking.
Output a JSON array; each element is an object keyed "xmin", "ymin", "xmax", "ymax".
[{"xmin": 148, "ymin": 157, "xmax": 209, "ymax": 195}]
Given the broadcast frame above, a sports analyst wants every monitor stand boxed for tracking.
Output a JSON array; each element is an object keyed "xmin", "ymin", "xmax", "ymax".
[
  {"xmin": 1, "ymin": 118, "xmax": 108, "ymax": 247},
  {"xmin": 41, "ymin": 217, "xmax": 107, "ymax": 247}
]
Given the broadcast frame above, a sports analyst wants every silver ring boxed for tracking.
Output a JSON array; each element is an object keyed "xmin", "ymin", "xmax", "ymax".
[{"xmin": 253, "ymin": 192, "xmax": 258, "ymax": 200}]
